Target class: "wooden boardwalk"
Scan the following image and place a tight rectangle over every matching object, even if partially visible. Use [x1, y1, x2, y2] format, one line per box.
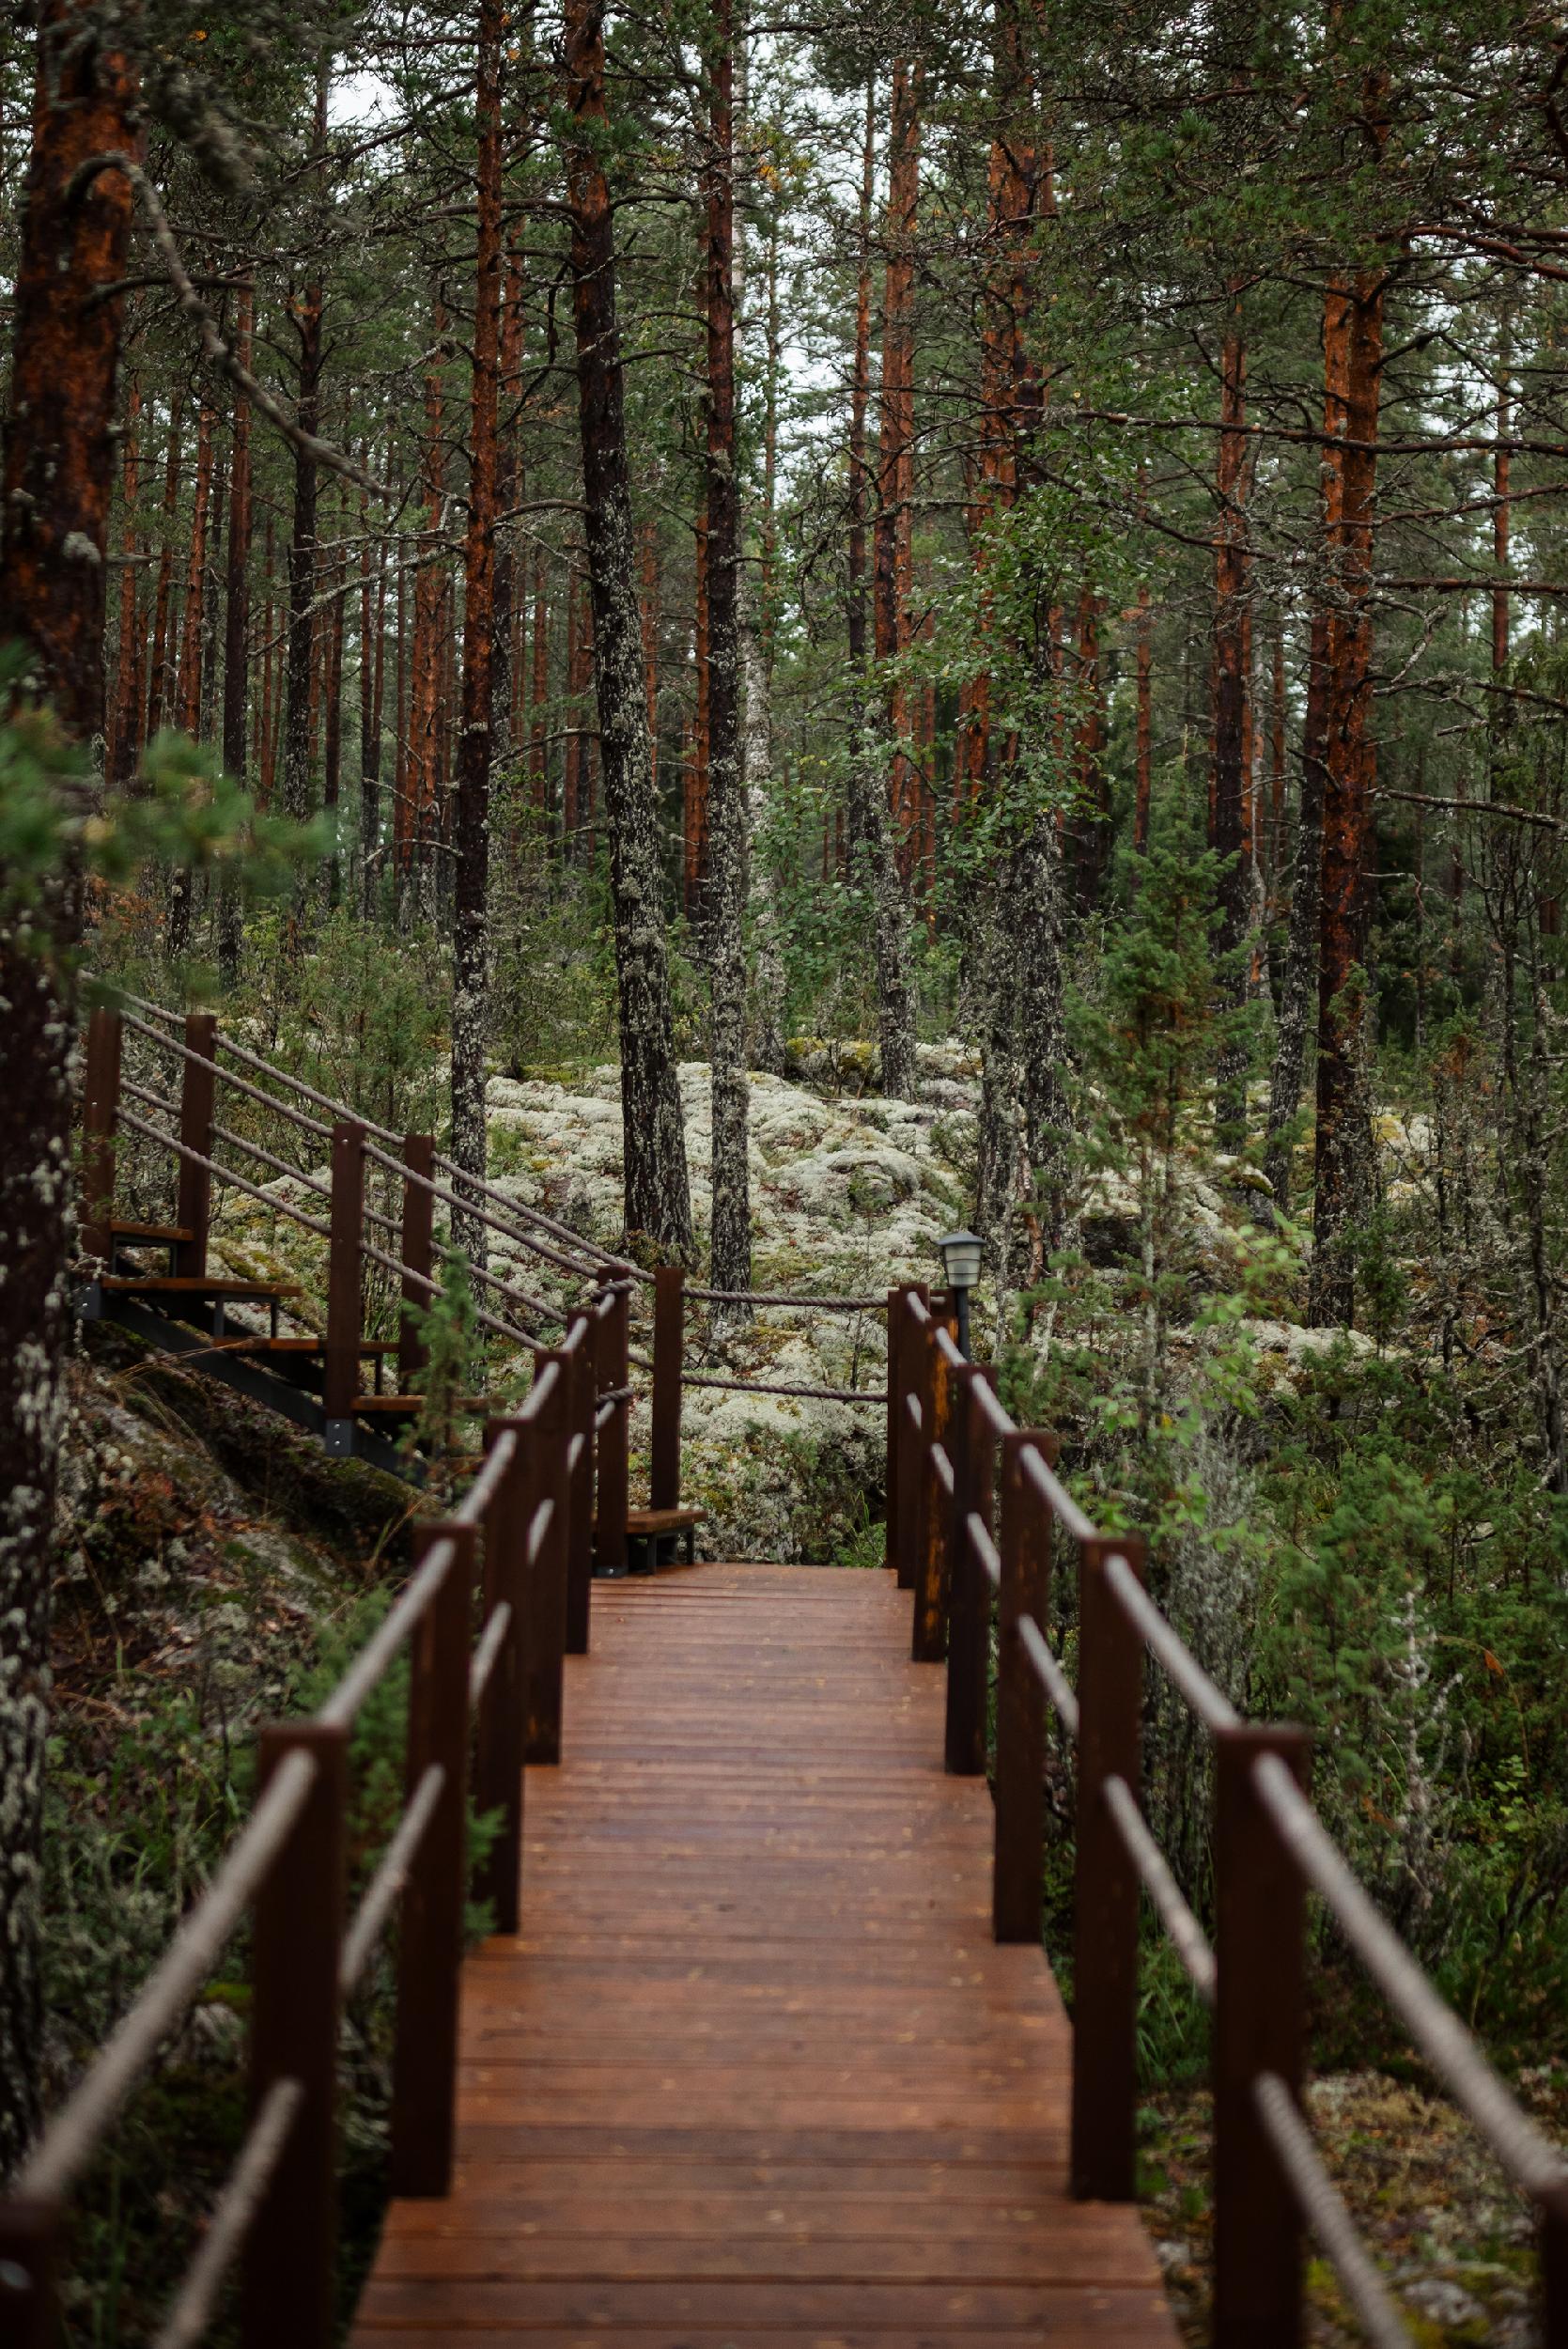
[351, 1563, 1179, 2347]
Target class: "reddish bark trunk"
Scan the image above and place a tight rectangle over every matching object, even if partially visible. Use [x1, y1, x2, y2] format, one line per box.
[110, 377, 143, 787]
[875, 58, 922, 861]
[406, 303, 447, 891]
[177, 399, 216, 738]
[146, 386, 183, 750]
[1311, 268, 1384, 1321]
[282, 60, 329, 825]
[1212, 309, 1251, 1140]
[531, 552, 549, 815]
[0, 0, 138, 2171]
[846, 79, 876, 673]
[1134, 583, 1153, 852]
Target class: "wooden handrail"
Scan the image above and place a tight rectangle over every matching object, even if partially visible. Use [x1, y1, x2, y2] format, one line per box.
[886, 1282, 1568, 2348]
[17, 1023, 634, 2345]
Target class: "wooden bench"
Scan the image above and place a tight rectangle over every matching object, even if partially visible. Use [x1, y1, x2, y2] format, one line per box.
[623, 1504, 705, 1574]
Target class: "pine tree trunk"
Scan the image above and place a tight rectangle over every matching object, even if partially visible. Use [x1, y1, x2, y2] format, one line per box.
[218, 285, 254, 985]
[145, 385, 183, 756]
[110, 376, 143, 788]
[563, 0, 692, 1253]
[1212, 311, 1251, 1144]
[282, 57, 330, 852]
[451, 0, 504, 1271]
[1310, 267, 1384, 1324]
[1264, 608, 1329, 1212]
[703, 0, 752, 1297]
[490, 234, 524, 788]
[360, 502, 385, 916]
[848, 702, 920, 1100]
[876, 60, 922, 870]
[846, 77, 875, 693]
[0, 1, 137, 2175]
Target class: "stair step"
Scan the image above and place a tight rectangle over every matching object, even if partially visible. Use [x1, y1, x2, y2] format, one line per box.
[349, 1394, 503, 1416]
[109, 1220, 194, 1244]
[101, 1276, 303, 1299]
[237, 1337, 399, 1356]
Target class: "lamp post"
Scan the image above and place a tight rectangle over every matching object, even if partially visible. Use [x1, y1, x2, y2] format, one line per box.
[937, 1227, 984, 1361]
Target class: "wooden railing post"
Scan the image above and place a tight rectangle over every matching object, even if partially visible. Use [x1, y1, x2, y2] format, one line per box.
[323, 1120, 365, 1446]
[565, 1313, 596, 1651]
[526, 1354, 572, 1763]
[391, 1522, 474, 2197]
[175, 1010, 217, 1279]
[944, 1362, 996, 1778]
[1213, 1723, 1312, 2349]
[593, 1281, 629, 1576]
[398, 1132, 435, 1387]
[912, 1307, 955, 1662]
[1070, 1531, 1146, 2202]
[475, 1422, 530, 1935]
[650, 1265, 684, 1511]
[884, 1283, 913, 1574]
[242, 1719, 348, 2349]
[0, 2201, 63, 2349]
[993, 1432, 1058, 1943]
[895, 1292, 927, 1594]
[79, 1005, 122, 1271]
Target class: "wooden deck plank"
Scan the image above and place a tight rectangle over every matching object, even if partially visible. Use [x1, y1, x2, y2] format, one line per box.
[350, 1564, 1178, 2348]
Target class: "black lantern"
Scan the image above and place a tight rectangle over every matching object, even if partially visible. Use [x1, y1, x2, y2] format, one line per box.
[937, 1227, 983, 1360]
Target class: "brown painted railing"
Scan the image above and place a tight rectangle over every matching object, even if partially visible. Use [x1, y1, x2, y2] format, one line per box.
[0, 1322, 598, 2349]
[885, 1280, 1568, 2349]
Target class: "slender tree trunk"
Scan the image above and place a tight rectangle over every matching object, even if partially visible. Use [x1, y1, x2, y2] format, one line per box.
[360, 501, 385, 915]
[639, 519, 660, 787]
[1212, 307, 1251, 1143]
[282, 61, 329, 830]
[1265, 303, 1349, 1215]
[406, 302, 446, 918]
[217, 283, 254, 985]
[110, 377, 143, 788]
[322, 544, 346, 902]
[739, 65, 785, 1077]
[531, 551, 549, 815]
[1310, 266, 1385, 1323]
[145, 384, 183, 754]
[491, 233, 524, 787]
[1071, 585, 1107, 911]
[876, 61, 922, 869]
[687, 501, 710, 917]
[846, 76, 875, 688]
[703, 0, 752, 1296]
[166, 397, 216, 958]
[0, 1, 137, 2175]
[1134, 584, 1154, 851]
[176, 400, 215, 739]
[563, 0, 692, 1252]
[451, 0, 504, 1269]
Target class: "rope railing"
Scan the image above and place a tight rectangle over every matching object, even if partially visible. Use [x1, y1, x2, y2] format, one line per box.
[886, 1279, 1568, 2346]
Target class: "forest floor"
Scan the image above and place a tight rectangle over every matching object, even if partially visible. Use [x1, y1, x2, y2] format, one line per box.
[1143, 2070, 1568, 2345]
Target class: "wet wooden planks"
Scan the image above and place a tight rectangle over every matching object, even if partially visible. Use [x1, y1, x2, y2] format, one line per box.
[351, 1563, 1178, 2346]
